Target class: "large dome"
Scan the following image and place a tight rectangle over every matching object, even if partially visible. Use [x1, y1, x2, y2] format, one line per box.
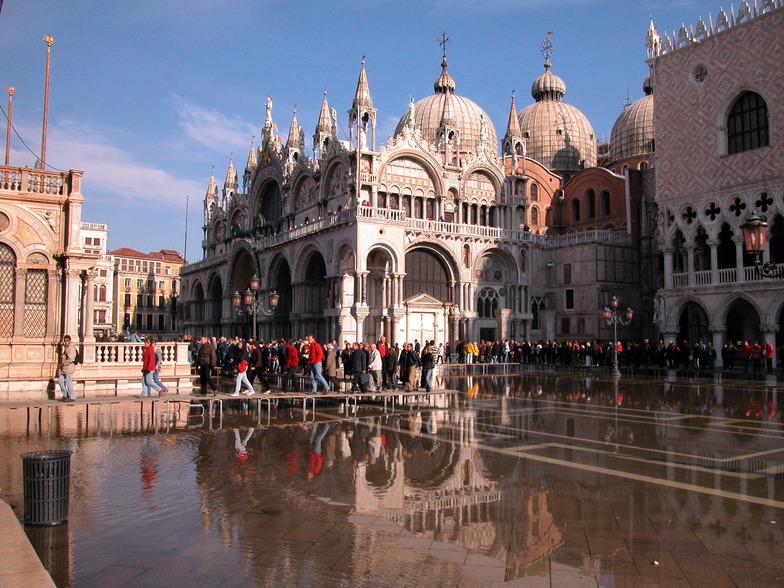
[609, 77, 654, 163]
[518, 60, 597, 173]
[394, 58, 498, 158]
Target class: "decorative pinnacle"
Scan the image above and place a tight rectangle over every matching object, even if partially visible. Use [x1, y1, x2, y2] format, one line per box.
[7, 87, 14, 96]
[438, 32, 451, 59]
[43, 35, 54, 47]
[540, 32, 554, 64]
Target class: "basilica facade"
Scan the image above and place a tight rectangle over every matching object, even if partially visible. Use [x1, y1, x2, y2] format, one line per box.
[180, 2, 783, 358]
[180, 44, 642, 346]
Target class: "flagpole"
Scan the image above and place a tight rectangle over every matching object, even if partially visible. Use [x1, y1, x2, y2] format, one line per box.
[184, 195, 189, 262]
[40, 35, 54, 169]
[4, 86, 13, 166]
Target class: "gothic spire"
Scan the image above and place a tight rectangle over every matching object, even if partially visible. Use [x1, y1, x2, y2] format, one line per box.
[352, 56, 373, 111]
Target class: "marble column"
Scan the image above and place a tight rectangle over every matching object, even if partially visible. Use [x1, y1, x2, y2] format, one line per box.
[13, 267, 25, 337]
[708, 239, 719, 285]
[662, 249, 674, 288]
[733, 236, 745, 282]
[81, 270, 97, 342]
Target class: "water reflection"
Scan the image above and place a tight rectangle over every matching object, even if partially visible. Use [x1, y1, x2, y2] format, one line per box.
[1, 372, 784, 585]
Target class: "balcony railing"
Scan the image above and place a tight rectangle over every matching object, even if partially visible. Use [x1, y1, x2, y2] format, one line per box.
[0, 166, 75, 196]
[670, 265, 766, 289]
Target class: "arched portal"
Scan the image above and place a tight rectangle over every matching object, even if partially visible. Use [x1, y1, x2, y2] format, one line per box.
[231, 249, 257, 338]
[404, 249, 451, 302]
[677, 301, 709, 345]
[366, 248, 394, 342]
[191, 282, 205, 328]
[267, 259, 292, 341]
[403, 248, 454, 345]
[725, 298, 761, 345]
[207, 275, 223, 334]
[299, 252, 328, 341]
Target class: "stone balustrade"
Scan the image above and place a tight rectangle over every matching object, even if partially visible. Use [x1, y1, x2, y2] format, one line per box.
[0, 341, 194, 401]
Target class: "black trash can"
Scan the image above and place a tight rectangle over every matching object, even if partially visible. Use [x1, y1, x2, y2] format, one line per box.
[22, 450, 72, 526]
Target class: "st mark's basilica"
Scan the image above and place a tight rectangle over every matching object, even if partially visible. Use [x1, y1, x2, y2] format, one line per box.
[180, 3, 784, 363]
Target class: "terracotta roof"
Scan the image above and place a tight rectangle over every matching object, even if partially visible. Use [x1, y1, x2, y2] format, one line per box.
[109, 248, 185, 263]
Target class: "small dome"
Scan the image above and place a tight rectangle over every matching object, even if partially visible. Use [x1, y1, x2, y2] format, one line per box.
[395, 58, 498, 157]
[531, 61, 566, 101]
[609, 84, 654, 163]
[518, 59, 596, 173]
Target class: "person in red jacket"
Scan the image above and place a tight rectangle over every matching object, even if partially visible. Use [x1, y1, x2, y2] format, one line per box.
[765, 340, 775, 373]
[140, 339, 165, 398]
[306, 334, 331, 394]
[751, 341, 763, 374]
[282, 339, 300, 392]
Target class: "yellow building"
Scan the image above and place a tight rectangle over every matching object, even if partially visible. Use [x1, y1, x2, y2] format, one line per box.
[109, 248, 185, 337]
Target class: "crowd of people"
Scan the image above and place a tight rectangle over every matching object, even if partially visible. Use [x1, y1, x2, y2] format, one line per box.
[185, 334, 443, 396]
[55, 332, 781, 402]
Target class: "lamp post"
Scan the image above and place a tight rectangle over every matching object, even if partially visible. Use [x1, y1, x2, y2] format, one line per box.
[602, 296, 633, 378]
[740, 212, 784, 278]
[231, 274, 279, 340]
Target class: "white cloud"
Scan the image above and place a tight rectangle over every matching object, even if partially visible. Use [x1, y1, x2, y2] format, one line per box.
[172, 95, 256, 153]
[13, 118, 206, 207]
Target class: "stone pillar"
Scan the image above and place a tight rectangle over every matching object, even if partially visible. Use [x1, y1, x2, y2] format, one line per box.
[708, 239, 719, 285]
[63, 264, 82, 338]
[46, 268, 59, 339]
[13, 267, 25, 337]
[81, 270, 97, 342]
[710, 328, 724, 369]
[733, 236, 745, 282]
[686, 246, 696, 287]
[762, 324, 778, 370]
[662, 249, 674, 288]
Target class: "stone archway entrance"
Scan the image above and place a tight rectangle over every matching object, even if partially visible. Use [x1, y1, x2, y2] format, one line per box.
[726, 299, 761, 345]
[677, 301, 709, 345]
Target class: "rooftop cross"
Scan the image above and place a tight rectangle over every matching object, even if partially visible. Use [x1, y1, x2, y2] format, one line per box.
[437, 32, 451, 59]
[540, 31, 554, 63]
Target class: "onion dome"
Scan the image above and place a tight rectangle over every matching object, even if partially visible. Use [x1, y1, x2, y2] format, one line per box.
[609, 77, 654, 163]
[518, 57, 597, 174]
[395, 56, 498, 157]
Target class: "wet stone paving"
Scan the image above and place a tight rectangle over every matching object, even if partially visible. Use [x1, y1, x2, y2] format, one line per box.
[2, 371, 784, 586]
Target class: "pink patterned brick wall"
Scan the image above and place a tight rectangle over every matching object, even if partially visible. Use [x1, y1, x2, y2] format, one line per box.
[653, 8, 784, 203]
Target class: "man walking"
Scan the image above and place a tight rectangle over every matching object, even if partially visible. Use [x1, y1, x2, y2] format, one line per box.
[197, 335, 218, 395]
[306, 334, 331, 394]
[57, 335, 78, 402]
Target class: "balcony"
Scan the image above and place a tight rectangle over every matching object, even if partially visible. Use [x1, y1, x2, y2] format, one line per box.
[670, 266, 765, 289]
[0, 165, 78, 196]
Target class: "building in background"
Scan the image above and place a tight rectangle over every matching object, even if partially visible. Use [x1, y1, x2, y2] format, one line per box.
[80, 222, 114, 338]
[109, 248, 184, 337]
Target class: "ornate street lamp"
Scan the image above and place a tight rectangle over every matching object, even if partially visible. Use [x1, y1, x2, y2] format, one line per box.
[740, 212, 784, 278]
[602, 296, 633, 378]
[232, 274, 279, 340]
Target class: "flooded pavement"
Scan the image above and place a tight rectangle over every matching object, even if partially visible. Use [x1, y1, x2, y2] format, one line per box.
[2, 372, 784, 587]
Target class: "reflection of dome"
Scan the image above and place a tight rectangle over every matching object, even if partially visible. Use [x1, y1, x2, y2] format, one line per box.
[518, 60, 597, 173]
[395, 58, 498, 157]
[609, 77, 654, 163]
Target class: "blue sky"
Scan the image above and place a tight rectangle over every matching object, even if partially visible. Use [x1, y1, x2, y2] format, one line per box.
[1, 0, 726, 262]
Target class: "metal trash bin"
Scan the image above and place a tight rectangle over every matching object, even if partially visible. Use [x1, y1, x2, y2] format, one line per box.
[21, 450, 72, 526]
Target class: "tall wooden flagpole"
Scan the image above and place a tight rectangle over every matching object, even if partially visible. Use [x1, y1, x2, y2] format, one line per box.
[39, 35, 54, 169]
[4, 86, 12, 166]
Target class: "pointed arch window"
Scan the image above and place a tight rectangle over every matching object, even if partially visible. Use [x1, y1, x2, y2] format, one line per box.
[727, 91, 769, 155]
[477, 288, 499, 319]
